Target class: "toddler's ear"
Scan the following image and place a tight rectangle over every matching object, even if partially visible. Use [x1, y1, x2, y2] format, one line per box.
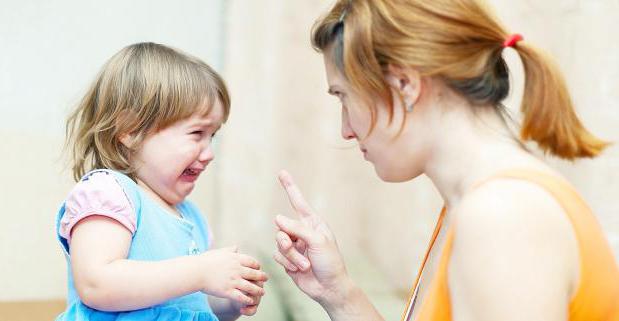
[118, 133, 133, 149]
[115, 109, 138, 149]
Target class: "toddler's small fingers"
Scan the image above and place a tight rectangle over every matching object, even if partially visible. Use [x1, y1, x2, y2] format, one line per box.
[253, 280, 265, 287]
[241, 266, 269, 281]
[239, 254, 261, 269]
[228, 289, 254, 306]
[240, 305, 258, 316]
[237, 279, 265, 297]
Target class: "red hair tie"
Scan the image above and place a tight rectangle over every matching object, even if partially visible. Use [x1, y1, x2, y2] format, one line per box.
[503, 33, 523, 48]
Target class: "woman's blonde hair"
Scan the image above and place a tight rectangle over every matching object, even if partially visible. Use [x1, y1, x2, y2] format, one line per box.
[312, 0, 608, 159]
[66, 42, 230, 181]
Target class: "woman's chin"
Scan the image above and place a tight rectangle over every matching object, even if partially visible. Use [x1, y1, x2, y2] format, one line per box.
[374, 165, 419, 183]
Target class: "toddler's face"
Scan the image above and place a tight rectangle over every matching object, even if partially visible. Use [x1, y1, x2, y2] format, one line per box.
[133, 101, 225, 206]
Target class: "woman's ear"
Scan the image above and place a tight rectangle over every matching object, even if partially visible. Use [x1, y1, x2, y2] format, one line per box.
[385, 64, 422, 111]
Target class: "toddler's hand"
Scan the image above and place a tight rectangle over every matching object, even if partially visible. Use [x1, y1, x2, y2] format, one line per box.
[199, 246, 268, 306]
[230, 280, 265, 316]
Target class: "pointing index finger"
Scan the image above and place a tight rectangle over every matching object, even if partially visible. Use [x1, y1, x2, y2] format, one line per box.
[278, 170, 314, 218]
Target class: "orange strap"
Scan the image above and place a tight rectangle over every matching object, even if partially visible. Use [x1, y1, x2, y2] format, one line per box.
[400, 207, 447, 321]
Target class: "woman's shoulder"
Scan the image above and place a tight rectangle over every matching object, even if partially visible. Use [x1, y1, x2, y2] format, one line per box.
[447, 174, 580, 314]
[454, 167, 582, 238]
[454, 175, 578, 244]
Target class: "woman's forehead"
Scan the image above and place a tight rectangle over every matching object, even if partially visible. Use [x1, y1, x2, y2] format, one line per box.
[324, 59, 348, 90]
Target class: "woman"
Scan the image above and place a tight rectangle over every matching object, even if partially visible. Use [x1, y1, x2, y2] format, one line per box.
[272, 0, 619, 320]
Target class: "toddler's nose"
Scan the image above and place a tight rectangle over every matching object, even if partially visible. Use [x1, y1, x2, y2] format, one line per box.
[199, 144, 214, 163]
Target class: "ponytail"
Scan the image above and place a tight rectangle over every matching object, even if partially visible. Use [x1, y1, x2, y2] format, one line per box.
[312, 0, 609, 159]
[516, 43, 609, 159]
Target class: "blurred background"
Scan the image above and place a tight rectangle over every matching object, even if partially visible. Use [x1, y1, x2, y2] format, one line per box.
[1, 0, 617, 320]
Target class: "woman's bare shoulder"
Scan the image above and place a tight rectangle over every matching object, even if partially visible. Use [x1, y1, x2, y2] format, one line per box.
[446, 177, 579, 320]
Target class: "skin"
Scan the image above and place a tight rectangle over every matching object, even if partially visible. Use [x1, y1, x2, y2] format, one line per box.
[70, 101, 268, 320]
[273, 46, 580, 321]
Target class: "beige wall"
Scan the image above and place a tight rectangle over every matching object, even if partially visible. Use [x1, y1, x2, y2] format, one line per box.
[1, 0, 617, 319]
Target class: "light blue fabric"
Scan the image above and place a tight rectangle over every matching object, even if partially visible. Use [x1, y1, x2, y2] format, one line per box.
[55, 169, 218, 321]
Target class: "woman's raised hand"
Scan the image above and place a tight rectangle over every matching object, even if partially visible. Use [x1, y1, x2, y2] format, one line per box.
[273, 170, 352, 306]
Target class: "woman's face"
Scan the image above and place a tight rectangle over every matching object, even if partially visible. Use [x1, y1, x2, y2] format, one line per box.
[323, 52, 433, 182]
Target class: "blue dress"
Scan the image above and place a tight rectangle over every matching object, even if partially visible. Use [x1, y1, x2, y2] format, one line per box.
[55, 169, 219, 321]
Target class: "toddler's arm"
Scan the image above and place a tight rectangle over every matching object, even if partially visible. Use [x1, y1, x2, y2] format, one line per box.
[70, 215, 267, 312]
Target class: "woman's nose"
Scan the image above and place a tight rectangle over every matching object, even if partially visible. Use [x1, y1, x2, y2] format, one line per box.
[341, 109, 356, 140]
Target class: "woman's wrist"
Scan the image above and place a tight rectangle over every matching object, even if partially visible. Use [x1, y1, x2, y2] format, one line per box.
[318, 276, 383, 321]
[318, 276, 362, 318]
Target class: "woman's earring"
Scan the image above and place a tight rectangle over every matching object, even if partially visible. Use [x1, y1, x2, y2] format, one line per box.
[406, 102, 414, 112]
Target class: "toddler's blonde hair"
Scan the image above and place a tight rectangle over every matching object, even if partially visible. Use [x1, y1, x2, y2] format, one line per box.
[66, 42, 230, 181]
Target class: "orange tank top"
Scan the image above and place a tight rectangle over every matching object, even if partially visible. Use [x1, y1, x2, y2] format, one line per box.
[402, 169, 619, 321]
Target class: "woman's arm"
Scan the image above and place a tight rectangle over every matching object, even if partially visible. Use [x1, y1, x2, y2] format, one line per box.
[319, 277, 383, 321]
[273, 171, 384, 321]
[449, 180, 579, 321]
[70, 216, 267, 312]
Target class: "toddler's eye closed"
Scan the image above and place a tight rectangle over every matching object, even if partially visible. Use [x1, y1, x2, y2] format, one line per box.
[190, 130, 204, 137]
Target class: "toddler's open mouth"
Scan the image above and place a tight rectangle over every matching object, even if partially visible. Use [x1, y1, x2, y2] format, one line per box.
[181, 167, 203, 182]
[183, 168, 200, 176]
